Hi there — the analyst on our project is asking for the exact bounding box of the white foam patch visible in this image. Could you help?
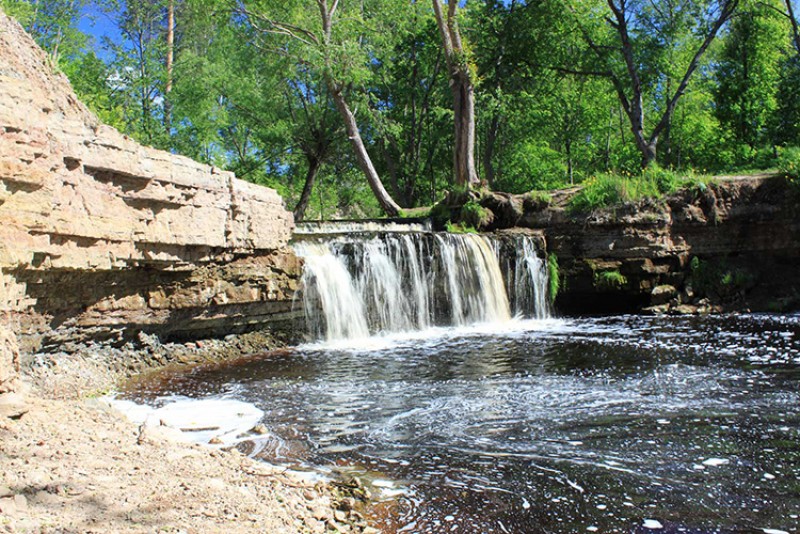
[643,519,664,529]
[108,397,263,446]
[702,458,730,467]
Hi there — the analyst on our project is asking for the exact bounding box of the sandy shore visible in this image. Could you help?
[0,365,377,533]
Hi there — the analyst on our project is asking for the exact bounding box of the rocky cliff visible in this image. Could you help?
[0,12,301,357]
[452,176,800,314]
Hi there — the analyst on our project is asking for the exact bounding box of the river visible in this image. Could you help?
[119,313,800,534]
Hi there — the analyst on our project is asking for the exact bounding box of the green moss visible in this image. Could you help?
[593,269,627,290]
[459,199,492,229]
[445,221,478,234]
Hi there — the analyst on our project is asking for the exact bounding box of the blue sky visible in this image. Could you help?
[75,2,121,60]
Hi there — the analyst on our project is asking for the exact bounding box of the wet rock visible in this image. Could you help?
[643,304,669,315]
[650,285,677,306]
[251,424,269,435]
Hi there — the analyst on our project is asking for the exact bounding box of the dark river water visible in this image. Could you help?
[120,314,800,534]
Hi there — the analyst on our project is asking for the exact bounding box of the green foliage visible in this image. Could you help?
[459,200,492,229]
[593,269,627,290]
[569,166,709,212]
[547,253,560,304]
[777,146,800,181]
[715,0,787,154]
[10,0,800,220]
[445,221,478,234]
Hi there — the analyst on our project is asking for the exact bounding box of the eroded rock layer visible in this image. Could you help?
[468,176,800,314]
[0,12,301,354]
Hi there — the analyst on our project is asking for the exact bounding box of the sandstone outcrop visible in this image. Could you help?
[0,12,301,355]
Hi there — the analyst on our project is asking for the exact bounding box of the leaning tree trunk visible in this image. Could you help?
[330,86,401,217]
[314,0,401,217]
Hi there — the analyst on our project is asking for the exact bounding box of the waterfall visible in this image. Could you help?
[293,226,550,341]
[511,236,551,320]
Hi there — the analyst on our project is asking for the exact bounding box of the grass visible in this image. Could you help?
[526,190,553,207]
[569,166,710,212]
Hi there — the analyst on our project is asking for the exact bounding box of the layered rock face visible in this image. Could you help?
[0,12,301,354]
[448,176,800,314]
[522,177,800,314]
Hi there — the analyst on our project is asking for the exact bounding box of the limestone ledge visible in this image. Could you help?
[0,12,301,353]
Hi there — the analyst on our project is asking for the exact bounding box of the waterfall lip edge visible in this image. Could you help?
[296,317,569,353]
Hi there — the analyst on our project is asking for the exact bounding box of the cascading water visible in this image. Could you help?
[293,222,551,341]
[511,236,551,319]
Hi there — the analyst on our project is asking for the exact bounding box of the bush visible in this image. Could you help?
[459,200,492,229]
[777,146,800,181]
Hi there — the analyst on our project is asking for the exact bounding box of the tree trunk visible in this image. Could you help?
[294,156,322,223]
[483,114,499,188]
[432,0,480,189]
[451,75,480,188]
[164,0,174,132]
[330,87,401,217]
[316,0,401,217]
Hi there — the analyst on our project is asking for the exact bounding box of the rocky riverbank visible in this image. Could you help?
[0,323,378,534]
[0,395,378,534]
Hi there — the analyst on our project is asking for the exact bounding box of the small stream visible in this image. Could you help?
[119,314,800,534]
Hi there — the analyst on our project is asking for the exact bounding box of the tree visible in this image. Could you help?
[783,0,800,55]
[715,0,786,153]
[570,0,740,168]
[242,0,402,217]
[431,0,480,189]
[103,0,170,146]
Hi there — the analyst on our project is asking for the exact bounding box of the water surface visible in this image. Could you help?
[120,314,800,533]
